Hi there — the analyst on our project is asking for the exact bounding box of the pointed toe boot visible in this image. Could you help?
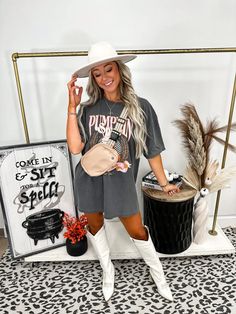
[87,226,115,302]
[131,226,173,302]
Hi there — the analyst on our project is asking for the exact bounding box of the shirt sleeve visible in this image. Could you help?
[140,98,165,159]
[77,105,86,143]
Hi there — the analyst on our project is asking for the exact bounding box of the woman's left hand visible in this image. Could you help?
[162,183,180,196]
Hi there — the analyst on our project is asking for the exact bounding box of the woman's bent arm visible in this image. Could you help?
[66,109,85,155]
[66,76,85,155]
[148,154,180,194]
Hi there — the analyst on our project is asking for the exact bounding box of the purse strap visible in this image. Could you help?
[106,106,128,147]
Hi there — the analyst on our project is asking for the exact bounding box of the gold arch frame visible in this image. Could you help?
[11,47,236,235]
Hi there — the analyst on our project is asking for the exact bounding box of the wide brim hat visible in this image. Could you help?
[73,41,137,78]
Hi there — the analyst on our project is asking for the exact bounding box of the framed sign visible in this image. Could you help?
[0,140,76,259]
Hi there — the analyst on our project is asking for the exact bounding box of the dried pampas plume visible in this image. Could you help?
[173,103,236,190]
[205,122,236,154]
[208,166,236,193]
[188,115,206,176]
[204,160,219,185]
[182,166,200,190]
[173,104,207,187]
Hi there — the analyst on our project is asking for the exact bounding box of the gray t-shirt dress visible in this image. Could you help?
[74,97,165,219]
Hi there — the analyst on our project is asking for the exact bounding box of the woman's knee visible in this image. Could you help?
[119,214,148,240]
[129,226,148,240]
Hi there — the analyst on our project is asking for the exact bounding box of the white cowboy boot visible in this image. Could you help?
[130,226,173,301]
[87,225,115,302]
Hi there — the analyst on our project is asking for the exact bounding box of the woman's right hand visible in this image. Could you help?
[67,75,83,110]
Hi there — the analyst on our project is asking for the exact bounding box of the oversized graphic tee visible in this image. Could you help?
[74,96,165,219]
[78,97,165,180]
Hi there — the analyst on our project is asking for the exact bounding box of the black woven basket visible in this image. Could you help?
[143,194,194,254]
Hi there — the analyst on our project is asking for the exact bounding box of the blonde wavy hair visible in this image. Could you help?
[78,61,147,158]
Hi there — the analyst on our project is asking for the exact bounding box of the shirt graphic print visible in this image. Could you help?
[88,114,133,173]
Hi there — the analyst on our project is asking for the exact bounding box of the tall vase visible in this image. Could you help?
[193,197,209,244]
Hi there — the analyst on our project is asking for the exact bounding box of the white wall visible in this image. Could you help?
[0,0,236,228]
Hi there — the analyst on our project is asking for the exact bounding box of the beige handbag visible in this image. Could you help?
[81,143,119,176]
[81,107,128,177]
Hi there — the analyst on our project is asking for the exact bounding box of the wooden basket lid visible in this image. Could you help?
[142,184,197,203]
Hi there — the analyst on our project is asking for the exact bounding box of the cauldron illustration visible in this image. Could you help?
[22,208,64,246]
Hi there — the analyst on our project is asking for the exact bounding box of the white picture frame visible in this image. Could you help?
[0,140,76,259]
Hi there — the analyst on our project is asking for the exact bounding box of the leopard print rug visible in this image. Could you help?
[0,228,235,314]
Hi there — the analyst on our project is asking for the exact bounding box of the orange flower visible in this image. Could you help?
[62,213,88,244]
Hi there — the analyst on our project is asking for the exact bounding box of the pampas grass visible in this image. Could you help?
[188,115,206,176]
[182,166,200,190]
[211,135,236,153]
[208,166,236,193]
[173,105,206,171]
[173,103,236,191]
[204,160,219,184]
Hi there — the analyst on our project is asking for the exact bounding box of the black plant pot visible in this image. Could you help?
[66,236,88,256]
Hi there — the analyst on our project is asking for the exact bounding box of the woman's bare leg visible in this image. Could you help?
[85,212,104,234]
[119,211,148,240]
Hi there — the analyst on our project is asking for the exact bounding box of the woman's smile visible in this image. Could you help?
[104,79,113,87]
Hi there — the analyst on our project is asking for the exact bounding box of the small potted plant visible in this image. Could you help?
[62,213,88,256]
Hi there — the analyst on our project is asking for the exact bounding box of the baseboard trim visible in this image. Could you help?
[0,216,235,240]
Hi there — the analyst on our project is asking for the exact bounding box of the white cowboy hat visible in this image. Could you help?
[73,41,137,78]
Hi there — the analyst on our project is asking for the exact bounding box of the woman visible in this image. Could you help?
[66,42,179,302]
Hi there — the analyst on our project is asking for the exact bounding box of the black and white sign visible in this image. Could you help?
[0,140,76,259]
